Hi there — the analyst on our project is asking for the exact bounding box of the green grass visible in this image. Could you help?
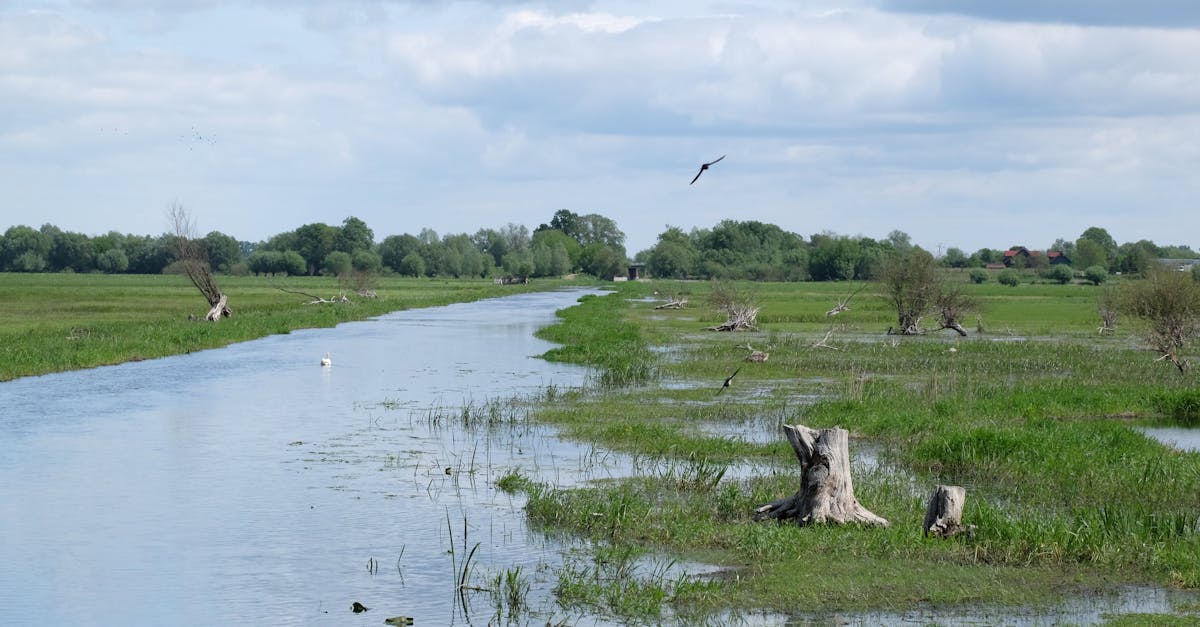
[514,278,1200,620]
[0,272,586,381]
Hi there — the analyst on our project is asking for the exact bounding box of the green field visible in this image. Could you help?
[0,272,581,382]
[523,279,1200,623]
[5,272,1199,622]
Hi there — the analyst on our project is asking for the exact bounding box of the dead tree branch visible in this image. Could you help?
[170,203,230,321]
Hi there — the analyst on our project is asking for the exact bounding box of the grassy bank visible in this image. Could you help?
[0,272,580,381]
[524,279,1200,622]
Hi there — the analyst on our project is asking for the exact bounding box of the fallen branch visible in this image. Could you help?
[812,327,840,350]
[276,287,352,304]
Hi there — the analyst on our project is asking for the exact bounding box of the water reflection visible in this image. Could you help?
[1139,426,1200,453]
[0,289,610,626]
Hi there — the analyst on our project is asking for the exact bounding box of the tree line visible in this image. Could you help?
[2,213,1196,282]
[0,209,629,280]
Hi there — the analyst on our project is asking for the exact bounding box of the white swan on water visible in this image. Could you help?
[321,352,332,367]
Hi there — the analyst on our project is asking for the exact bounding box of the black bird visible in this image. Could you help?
[690,155,725,185]
[717,367,741,395]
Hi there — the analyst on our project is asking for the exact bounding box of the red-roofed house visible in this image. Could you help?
[1002,247,1071,267]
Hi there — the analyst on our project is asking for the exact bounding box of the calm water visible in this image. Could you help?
[0,289,615,627]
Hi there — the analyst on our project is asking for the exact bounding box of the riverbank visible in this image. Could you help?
[0,272,585,382]
[525,279,1200,624]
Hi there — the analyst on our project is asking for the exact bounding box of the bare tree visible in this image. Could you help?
[934,284,975,336]
[169,203,230,321]
[706,280,759,332]
[1118,266,1200,373]
[1097,287,1119,335]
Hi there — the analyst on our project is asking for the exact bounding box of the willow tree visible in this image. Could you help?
[1118,265,1200,373]
[170,203,230,321]
[878,249,973,336]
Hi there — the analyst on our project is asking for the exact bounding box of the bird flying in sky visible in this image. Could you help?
[690,155,725,185]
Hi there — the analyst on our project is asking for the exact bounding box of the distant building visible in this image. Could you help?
[1002,247,1071,267]
[1159,258,1200,272]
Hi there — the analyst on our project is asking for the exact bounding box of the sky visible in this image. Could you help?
[2,0,1198,256]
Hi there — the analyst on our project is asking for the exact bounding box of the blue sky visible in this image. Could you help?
[2,0,1198,255]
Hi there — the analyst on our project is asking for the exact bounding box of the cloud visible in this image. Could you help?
[1,1,1198,256]
[880,0,1200,28]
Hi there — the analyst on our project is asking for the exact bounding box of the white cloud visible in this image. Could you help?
[1,1,1198,256]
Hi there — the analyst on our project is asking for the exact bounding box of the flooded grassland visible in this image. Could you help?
[519,280,1200,624]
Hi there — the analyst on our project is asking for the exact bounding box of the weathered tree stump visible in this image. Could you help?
[922,484,973,538]
[754,425,888,527]
[204,293,230,321]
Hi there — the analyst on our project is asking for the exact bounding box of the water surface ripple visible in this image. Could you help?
[0,289,605,626]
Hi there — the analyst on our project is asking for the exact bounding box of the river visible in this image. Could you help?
[0,288,612,626]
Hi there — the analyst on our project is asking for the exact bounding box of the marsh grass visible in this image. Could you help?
[0,273,583,381]
[523,279,1200,618]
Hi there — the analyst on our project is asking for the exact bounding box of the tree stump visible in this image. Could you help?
[204,293,230,321]
[922,484,973,538]
[754,425,888,527]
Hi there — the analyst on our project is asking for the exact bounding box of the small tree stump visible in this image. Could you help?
[923,484,973,538]
[754,425,888,527]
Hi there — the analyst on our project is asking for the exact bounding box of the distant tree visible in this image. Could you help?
[808,234,861,281]
[11,250,47,272]
[281,251,307,276]
[942,247,968,268]
[1159,244,1199,259]
[969,268,988,284]
[247,250,279,275]
[998,269,1020,287]
[1073,238,1108,271]
[885,230,913,255]
[337,216,375,253]
[1050,238,1076,259]
[1084,265,1109,286]
[48,229,95,272]
[576,213,625,248]
[647,226,696,279]
[969,248,1001,267]
[1115,240,1158,275]
[379,234,423,272]
[878,248,973,335]
[1079,226,1117,268]
[351,250,382,274]
[1,225,51,271]
[1044,264,1074,285]
[322,251,353,277]
[543,209,583,241]
[531,228,581,271]
[502,249,535,279]
[95,248,129,273]
[580,242,624,279]
[1118,265,1200,373]
[203,231,242,272]
[398,251,425,277]
[294,222,339,275]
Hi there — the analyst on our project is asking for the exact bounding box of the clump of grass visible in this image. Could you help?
[496,469,533,494]
[1150,390,1200,426]
[537,292,655,386]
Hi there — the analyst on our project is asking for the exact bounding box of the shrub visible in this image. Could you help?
[969,268,988,284]
[1044,264,1074,285]
[1084,265,1108,286]
[998,269,1020,287]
